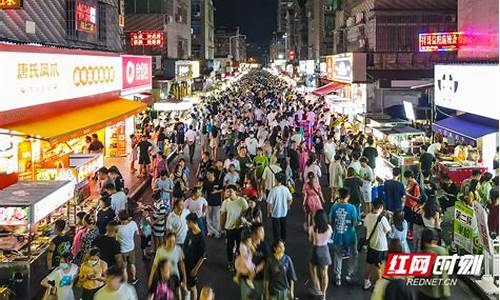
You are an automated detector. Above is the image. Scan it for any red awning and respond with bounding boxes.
[312,81,345,97]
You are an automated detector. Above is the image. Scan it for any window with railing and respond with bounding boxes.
[98,2,107,43]
[66,0,77,40]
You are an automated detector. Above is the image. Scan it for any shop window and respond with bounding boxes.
[98,2,107,42]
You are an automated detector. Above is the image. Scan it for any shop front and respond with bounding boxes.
[319,53,368,118]
[432,64,499,178]
[0,44,146,297]
[173,60,200,99]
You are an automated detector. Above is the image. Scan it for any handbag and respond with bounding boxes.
[42,286,57,300]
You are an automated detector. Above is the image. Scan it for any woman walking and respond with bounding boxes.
[302,172,324,230]
[308,210,333,300]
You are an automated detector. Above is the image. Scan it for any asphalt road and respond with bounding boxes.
[130,147,481,300]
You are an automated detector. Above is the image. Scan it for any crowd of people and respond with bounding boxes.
[42,70,498,300]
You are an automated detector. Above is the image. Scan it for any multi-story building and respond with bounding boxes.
[214,27,246,61]
[306,0,325,60]
[0,0,122,52]
[327,0,458,113]
[323,0,335,56]
[125,0,191,64]
[273,0,305,61]
[191,0,214,60]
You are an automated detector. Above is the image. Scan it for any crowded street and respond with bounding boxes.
[0,0,499,300]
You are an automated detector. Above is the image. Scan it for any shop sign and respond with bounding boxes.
[434,64,499,120]
[326,55,334,80]
[121,55,152,94]
[0,51,122,112]
[473,201,493,254]
[454,201,479,254]
[0,0,22,9]
[333,53,353,82]
[130,31,164,47]
[76,1,97,33]
[419,32,465,52]
[175,60,200,80]
[33,181,74,223]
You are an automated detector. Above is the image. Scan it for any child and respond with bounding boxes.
[137,209,153,257]
[233,231,256,289]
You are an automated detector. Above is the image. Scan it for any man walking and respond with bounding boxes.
[266,173,293,241]
[203,168,223,238]
[220,184,248,271]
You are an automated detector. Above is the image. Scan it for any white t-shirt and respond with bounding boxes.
[166,209,189,244]
[221,197,249,230]
[117,221,139,253]
[94,284,138,300]
[245,137,259,156]
[186,130,197,143]
[111,191,127,214]
[224,158,240,171]
[266,185,293,218]
[46,264,79,300]
[349,161,362,175]
[153,245,184,277]
[224,172,240,186]
[291,133,303,145]
[427,142,442,157]
[261,165,282,191]
[184,197,208,217]
[364,213,391,251]
[324,142,336,163]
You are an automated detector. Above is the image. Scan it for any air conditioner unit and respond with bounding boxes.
[178,15,183,22]
[167,16,174,23]
[194,12,201,17]
[326,6,333,11]
[154,56,162,70]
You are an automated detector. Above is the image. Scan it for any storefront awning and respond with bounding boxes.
[312,82,345,97]
[432,116,498,146]
[4,99,146,144]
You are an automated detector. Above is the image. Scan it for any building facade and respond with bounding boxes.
[306,0,325,60]
[214,27,246,61]
[272,0,305,61]
[125,0,191,65]
[0,0,122,52]
[191,0,214,60]
[328,0,458,113]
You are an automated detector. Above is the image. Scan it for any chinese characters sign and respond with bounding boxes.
[419,32,465,52]
[121,55,152,94]
[175,61,200,80]
[0,49,121,113]
[325,53,366,83]
[130,31,164,47]
[76,1,97,33]
[0,0,22,9]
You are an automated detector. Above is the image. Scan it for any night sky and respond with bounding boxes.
[213,0,278,61]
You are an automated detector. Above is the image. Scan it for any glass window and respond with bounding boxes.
[125,0,135,13]
[136,0,147,13]
[149,0,162,13]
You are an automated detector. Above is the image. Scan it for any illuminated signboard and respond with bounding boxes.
[0,0,22,9]
[419,32,465,52]
[76,1,97,33]
[130,31,164,47]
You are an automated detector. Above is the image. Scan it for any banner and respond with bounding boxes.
[0,50,122,112]
[454,201,480,254]
[121,55,152,94]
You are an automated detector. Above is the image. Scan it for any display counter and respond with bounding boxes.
[0,181,74,300]
[437,161,488,185]
[375,152,420,183]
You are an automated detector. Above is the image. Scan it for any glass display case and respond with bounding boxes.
[0,181,74,300]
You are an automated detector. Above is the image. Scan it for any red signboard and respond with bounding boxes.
[325,55,334,80]
[419,32,465,52]
[76,1,97,33]
[0,0,22,9]
[130,31,164,47]
[122,55,152,94]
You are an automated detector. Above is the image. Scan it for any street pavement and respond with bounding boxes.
[131,148,481,300]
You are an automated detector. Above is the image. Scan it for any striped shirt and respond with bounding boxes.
[151,202,167,236]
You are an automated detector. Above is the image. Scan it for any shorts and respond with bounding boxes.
[366,247,386,266]
[122,250,136,265]
[139,155,151,165]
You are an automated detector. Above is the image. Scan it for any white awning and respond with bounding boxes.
[153,100,194,112]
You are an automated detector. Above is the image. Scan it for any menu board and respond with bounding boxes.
[106,122,127,157]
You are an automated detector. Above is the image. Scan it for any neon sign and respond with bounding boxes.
[76,1,97,33]
[418,32,465,52]
[0,0,22,9]
[130,31,164,47]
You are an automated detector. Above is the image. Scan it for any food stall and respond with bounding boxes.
[371,125,427,182]
[436,161,488,185]
[0,181,74,300]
